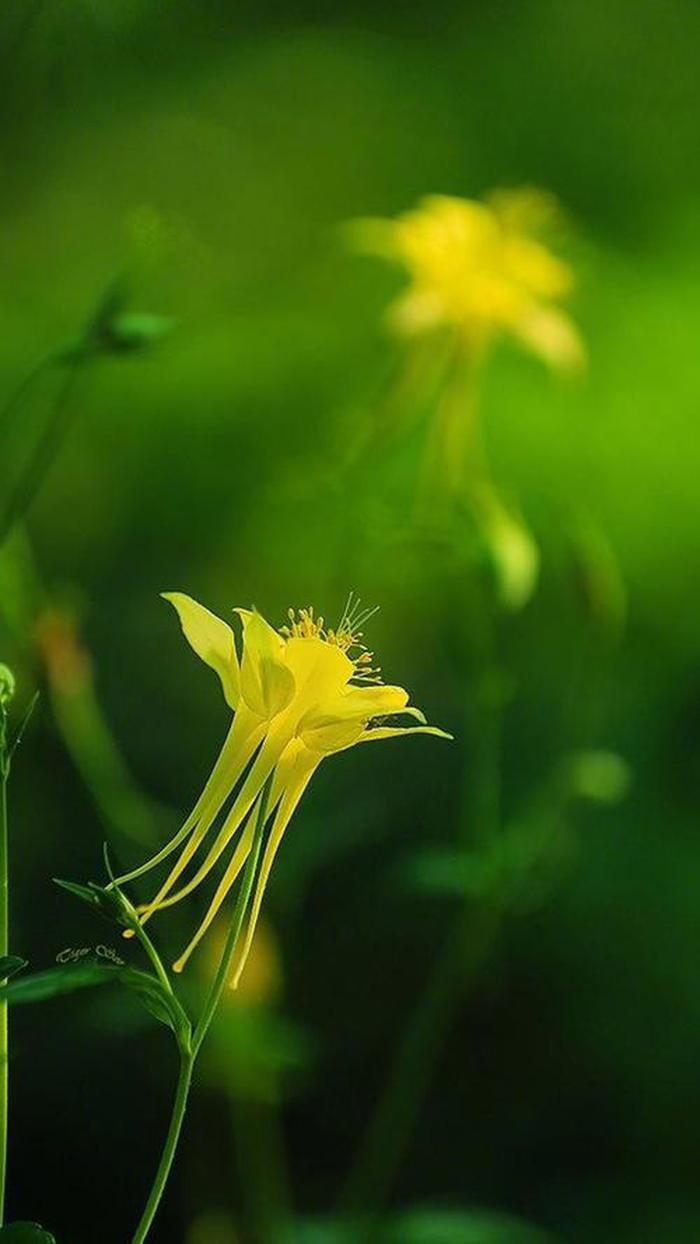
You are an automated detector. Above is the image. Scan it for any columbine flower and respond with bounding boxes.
[351,188,584,372]
[116,593,450,984]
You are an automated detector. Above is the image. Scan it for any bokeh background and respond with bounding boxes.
[2,1,700,1241]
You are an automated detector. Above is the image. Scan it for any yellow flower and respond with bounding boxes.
[351,188,584,371]
[116,593,450,984]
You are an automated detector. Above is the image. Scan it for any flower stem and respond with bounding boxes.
[130,1050,194,1244]
[0,356,86,549]
[0,718,10,1224]
[129,774,273,1244]
[340,573,503,1227]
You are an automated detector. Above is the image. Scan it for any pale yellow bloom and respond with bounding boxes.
[352,188,584,371]
[117,593,450,984]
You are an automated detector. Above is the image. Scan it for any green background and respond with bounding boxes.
[1,1,700,1241]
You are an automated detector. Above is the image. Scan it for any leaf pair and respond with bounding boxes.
[0,960,189,1043]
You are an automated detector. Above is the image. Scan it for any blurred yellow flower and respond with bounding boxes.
[352,188,584,371]
[205,916,283,1006]
[117,593,450,984]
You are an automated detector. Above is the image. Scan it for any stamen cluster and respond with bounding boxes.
[280,593,382,684]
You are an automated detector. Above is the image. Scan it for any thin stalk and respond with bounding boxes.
[130,915,175,1000]
[0,355,87,548]
[0,356,52,437]
[341,343,502,1222]
[0,748,8,1226]
[193,775,272,1058]
[130,775,273,1244]
[130,1050,194,1244]
[233,1093,291,1244]
[338,925,461,1229]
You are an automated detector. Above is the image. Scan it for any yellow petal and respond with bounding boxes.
[162,592,240,709]
[298,683,410,753]
[284,636,354,700]
[113,715,245,887]
[172,813,257,973]
[513,304,585,372]
[299,716,367,754]
[140,716,292,918]
[134,707,266,920]
[175,742,314,973]
[231,749,320,989]
[355,724,453,746]
[236,609,296,719]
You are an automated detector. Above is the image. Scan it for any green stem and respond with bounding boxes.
[233,1093,291,1244]
[130,1050,194,1244]
[0,356,86,549]
[0,730,9,1225]
[341,570,503,1226]
[130,775,273,1244]
[0,356,52,437]
[128,911,176,1001]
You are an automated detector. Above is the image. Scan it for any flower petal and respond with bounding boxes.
[162,592,240,709]
[284,636,354,699]
[172,808,259,973]
[139,717,293,918]
[174,742,316,973]
[114,715,248,888]
[513,304,585,372]
[298,683,411,753]
[237,609,296,719]
[134,707,267,920]
[356,724,454,745]
[231,748,320,989]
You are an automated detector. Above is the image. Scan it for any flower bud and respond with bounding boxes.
[475,488,539,611]
[0,664,16,709]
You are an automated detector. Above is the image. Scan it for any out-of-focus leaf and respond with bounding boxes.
[0,1222,57,1241]
[0,955,28,980]
[286,1210,554,1244]
[400,847,500,898]
[475,489,540,612]
[385,1206,554,1243]
[280,1221,346,1244]
[563,749,632,805]
[102,312,174,351]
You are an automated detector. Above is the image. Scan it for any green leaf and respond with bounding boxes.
[385,1206,554,1243]
[53,877,132,927]
[118,967,189,1039]
[0,961,189,1041]
[0,1223,57,1242]
[0,963,118,1004]
[0,956,28,981]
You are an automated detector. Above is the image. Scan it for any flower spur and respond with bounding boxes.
[114,593,451,986]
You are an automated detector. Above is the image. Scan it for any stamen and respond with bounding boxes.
[281,596,383,684]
